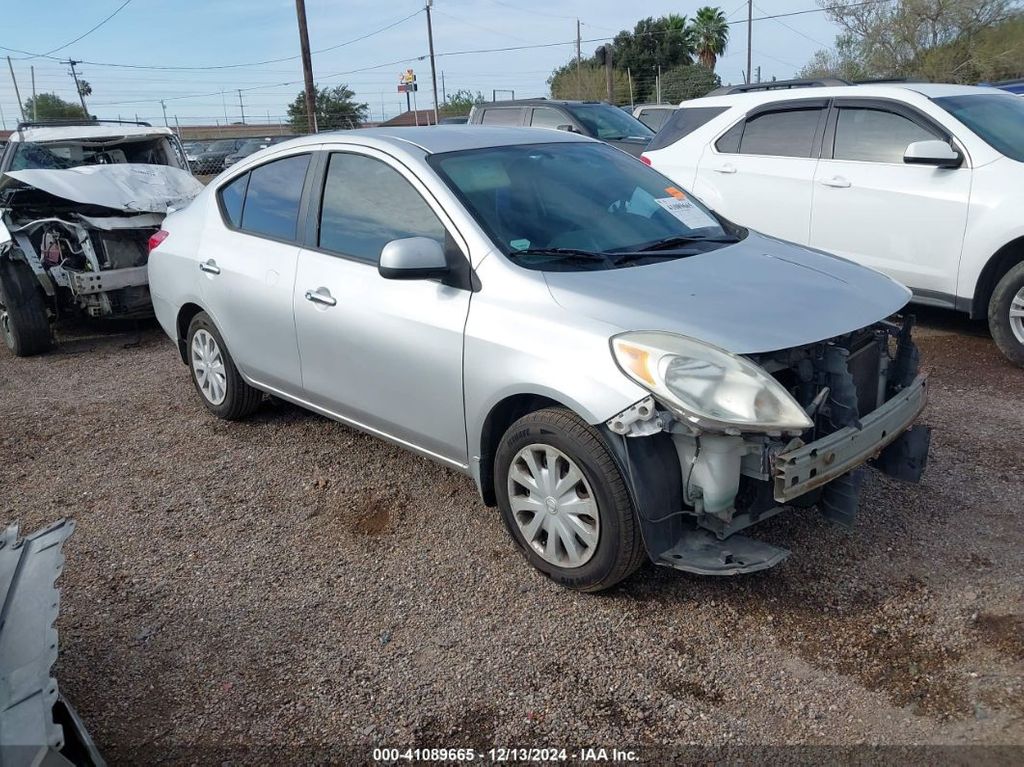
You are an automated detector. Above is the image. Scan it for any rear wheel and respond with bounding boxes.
[988,261,1024,367]
[0,258,52,357]
[494,407,645,592]
[186,312,262,419]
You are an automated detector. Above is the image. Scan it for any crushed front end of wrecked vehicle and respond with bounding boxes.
[0,159,203,356]
[603,317,930,575]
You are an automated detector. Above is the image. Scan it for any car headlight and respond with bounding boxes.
[610,331,813,433]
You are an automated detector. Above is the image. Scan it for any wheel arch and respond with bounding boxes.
[175,302,205,363]
[972,236,1024,319]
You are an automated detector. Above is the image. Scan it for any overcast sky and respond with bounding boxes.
[0,0,840,127]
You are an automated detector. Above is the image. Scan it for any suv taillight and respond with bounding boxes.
[639,154,652,166]
[148,230,169,253]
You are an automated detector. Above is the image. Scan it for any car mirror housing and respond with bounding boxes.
[378,237,449,280]
[903,140,962,168]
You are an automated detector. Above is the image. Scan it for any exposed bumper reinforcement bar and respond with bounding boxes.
[69,265,149,295]
[773,374,928,503]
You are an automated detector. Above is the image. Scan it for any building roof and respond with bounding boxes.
[380,109,438,127]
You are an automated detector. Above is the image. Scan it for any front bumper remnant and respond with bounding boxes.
[773,374,928,503]
[657,529,790,575]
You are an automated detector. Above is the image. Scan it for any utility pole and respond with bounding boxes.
[441,71,446,103]
[746,0,752,84]
[7,57,25,120]
[221,90,229,125]
[425,0,439,124]
[657,65,662,104]
[575,19,582,99]
[160,99,168,127]
[238,89,246,124]
[604,46,614,104]
[756,65,761,84]
[30,66,37,120]
[66,59,88,115]
[175,115,182,135]
[627,67,634,109]
[0,102,7,130]
[295,0,317,133]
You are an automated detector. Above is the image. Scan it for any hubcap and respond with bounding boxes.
[191,329,227,405]
[1010,286,1024,345]
[507,444,600,568]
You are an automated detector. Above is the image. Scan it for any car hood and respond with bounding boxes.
[542,232,911,355]
[1,164,204,213]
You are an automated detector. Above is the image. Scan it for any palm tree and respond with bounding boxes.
[691,7,729,71]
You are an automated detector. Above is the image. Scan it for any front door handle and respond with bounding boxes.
[820,176,851,188]
[714,163,737,174]
[199,259,221,275]
[304,288,337,307]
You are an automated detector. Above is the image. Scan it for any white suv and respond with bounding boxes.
[643,82,1024,366]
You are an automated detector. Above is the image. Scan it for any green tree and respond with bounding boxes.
[797,36,870,80]
[612,15,695,102]
[691,7,730,71]
[23,92,87,120]
[548,62,633,102]
[287,84,367,132]
[440,89,486,117]
[660,65,722,102]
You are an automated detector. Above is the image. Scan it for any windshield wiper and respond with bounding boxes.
[624,234,739,253]
[510,247,613,265]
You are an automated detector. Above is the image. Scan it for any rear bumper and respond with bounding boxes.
[773,374,929,503]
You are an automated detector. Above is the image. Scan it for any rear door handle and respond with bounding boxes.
[304,288,337,307]
[199,259,220,274]
[820,176,851,188]
[714,163,737,174]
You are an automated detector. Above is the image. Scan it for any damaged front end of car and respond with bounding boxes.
[0,165,203,329]
[603,316,930,575]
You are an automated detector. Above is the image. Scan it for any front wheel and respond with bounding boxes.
[494,407,645,592]
[988,261,1024,367]
[186,312,262,419]
[0,258,52,357]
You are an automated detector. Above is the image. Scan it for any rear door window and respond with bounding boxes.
[219,172,249,227]
[736,108,824,157]
[480,108,523,126]
[231,153,311,241]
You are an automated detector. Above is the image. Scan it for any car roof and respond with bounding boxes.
[274,126,595,154]
[682,82,1004,109]
[482,100,609,107]
[10,124,176,143]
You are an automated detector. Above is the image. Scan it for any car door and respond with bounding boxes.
[808,99,970,296]
[199,151,312,391]
[293,149,472,464]
[693,99,827,244]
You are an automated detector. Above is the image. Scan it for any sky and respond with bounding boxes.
[0,0,841,128]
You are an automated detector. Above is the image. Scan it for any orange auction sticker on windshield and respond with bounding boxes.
[665,187,686,199]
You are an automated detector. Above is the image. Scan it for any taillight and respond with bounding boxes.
[148,230,169,253]
[639,154,652,166]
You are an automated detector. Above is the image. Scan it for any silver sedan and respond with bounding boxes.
[148,127,930,591]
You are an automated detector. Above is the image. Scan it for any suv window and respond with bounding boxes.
[833,108,937,163]
[719,107,824,158]
[648,106,727,151]
[226,153,310,240]
[480,108,522,126]
[530,107,567,130]
[318,153,446,264]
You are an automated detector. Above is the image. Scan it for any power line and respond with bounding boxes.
[16,0,135,60]
[753,2,834,49]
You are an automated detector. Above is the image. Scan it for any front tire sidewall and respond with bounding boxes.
[495,409,640,592]
[988,262,1024,367]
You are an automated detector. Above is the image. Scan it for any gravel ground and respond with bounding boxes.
[1,307,1022,764]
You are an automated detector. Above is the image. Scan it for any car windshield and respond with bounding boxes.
[934,93,1024,162]
[237,138,269,152]
[430,141,737,270]
[564,104,654,140]
[8,135,184,171]
[206,139,239,152]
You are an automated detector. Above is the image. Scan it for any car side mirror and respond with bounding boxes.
[378,237,448,280]
[903,140,962,168]
[556,124,577,133]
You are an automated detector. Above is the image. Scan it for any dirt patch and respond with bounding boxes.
[350,493,396,536]
[974,614,1024,661]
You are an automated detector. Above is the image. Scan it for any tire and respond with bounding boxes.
[988,261,1024,367]
[494,407,645,592]
[0,258,52,357]
[186,312,262,420]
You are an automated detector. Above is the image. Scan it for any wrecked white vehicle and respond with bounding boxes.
[0,121,203,356]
